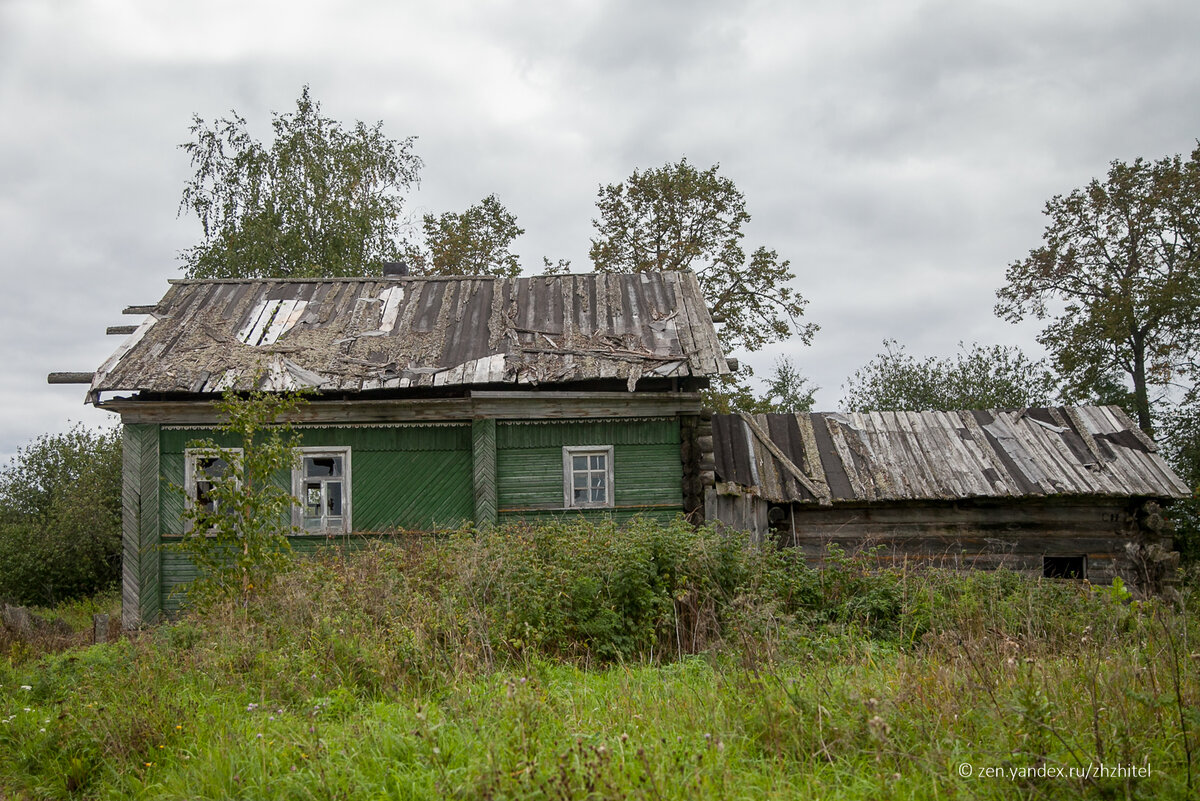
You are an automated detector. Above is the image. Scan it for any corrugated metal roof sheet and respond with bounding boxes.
[89,271,728,398]
[713,407,1191,503]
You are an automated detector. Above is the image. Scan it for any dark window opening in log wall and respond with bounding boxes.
[1043,555,1087,580]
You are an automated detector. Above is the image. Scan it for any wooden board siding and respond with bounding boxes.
[774,498,1151,583]
[121,423,160,628]
[161,535,382,614]
[159,424,472,535]
[496,418,683,523]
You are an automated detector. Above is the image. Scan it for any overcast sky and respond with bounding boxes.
[2,0,1199,462]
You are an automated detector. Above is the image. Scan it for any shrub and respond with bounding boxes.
[0,424,121,605]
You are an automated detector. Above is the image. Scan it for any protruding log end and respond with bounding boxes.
[47,372,95,384]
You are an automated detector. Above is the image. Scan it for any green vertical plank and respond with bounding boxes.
[121,423,160,629]
[473,418,497,527]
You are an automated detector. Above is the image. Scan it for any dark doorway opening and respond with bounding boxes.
[1043,555,1087,580]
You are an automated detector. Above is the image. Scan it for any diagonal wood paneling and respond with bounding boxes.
[473,419,497,527]
[121,423,160,629]
[353,450,473,531]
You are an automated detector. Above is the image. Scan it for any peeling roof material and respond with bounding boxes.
[713,407,1191,504]
[89,272,728,399]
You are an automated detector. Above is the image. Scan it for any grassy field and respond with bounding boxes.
[1,518,1197,799]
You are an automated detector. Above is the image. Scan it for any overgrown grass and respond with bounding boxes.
[1,518,1197,799]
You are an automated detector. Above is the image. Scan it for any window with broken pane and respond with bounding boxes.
[184,448,243,532]
[294,448,350,533]
[562,446,614,508]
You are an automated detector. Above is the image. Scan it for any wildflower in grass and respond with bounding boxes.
[175,724,182,730]
[19,685,31,691]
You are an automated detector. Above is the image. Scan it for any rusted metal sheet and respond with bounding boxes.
[713,407,1191,503]
[88,272,728,399]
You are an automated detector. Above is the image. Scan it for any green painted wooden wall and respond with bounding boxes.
[496,418,682,524]
[144,416,684,620]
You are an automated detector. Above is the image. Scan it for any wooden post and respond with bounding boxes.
[93,614,109,644]
[472,418,497,527]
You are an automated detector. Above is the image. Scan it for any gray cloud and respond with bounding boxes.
[2,0,1199,462]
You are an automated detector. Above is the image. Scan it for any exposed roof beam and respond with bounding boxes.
[47,372,95,384]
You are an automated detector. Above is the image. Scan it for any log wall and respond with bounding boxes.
[771,497,1174,590]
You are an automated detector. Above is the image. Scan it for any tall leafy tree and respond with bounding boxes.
[179,86,422,278]
[402,194,525,277]
[590,158,817,354]
[996,145,1200,433]
[841,341,1058,412]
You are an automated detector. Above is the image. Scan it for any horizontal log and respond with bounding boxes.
[123,305,157,315]
[107,325,137,335]
[47,371,94,384]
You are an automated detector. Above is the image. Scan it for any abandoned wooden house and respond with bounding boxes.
[709,407,1191,591]
[56,270,729,626]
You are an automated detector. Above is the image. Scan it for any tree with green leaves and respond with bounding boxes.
[702,357,817,415]
[0,425,121,605]
[996,145,1200,434]
[402,194,524,277]
[841,341,1058,412]
[1160,389,1200,563]
[589,158,816,354]
[175,390,308,605]
[179,86,422,279]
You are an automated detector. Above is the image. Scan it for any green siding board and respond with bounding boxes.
[497,418,678,448]
[498,444,681,510]
[496,418,683,519]
[353,451,472,531]
[161,534,386,615]
[153,416,681,615]
[158,425,472,535]
[160,424,469,454]
[159,453,185,536]
[498,508,680,525]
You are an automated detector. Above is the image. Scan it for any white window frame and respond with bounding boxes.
[292,446,352,534]
[183,448,243,532]
[562,445,614,509]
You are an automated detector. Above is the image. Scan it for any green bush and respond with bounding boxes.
[450,517,748,661]
[0,425,121,605]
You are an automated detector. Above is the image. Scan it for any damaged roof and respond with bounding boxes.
[714,407,1191,504]
[89,271,728,400]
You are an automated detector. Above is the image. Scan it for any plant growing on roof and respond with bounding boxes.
[174,389,308,605]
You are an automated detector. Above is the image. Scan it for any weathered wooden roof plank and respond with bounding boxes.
[88,272,725,395]
[713,406,1189,504]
